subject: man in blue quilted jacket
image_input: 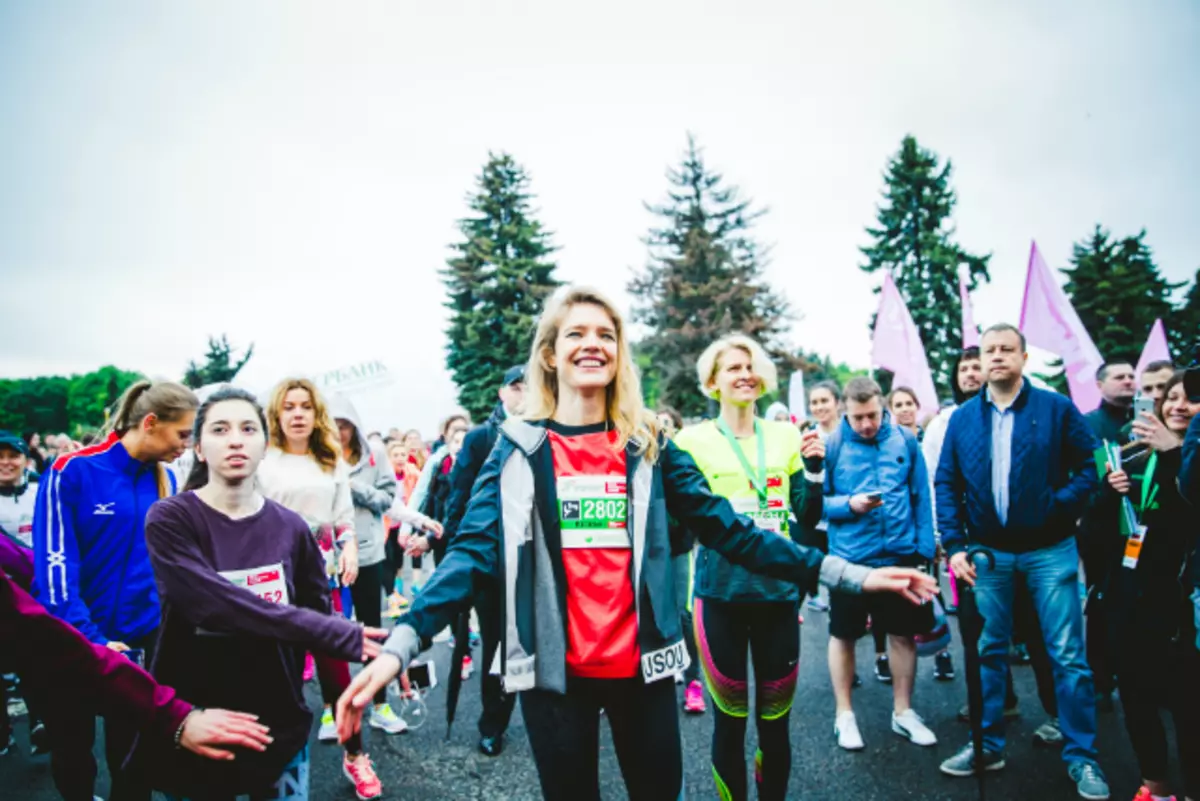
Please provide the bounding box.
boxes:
[935,323,1110,801]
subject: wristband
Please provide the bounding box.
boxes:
[174,708,201,750]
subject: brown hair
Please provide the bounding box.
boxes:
[184,387,268,492]
[844,377,883,404]
[266,378,342,473]
[105,380,199,498]
[1155,371,1188,424]
[887,386,921,410]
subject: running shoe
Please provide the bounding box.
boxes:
[369,704,409,734]
[684,680,706,714]
[1131,787,1173,801]
[318,708,338,742]
[934,650,955,681]
[303,652,315,683]
[892,709,937,746]
[469,631,481,649]
[462,655,474,681]
[874,654,892,684]
[939,742,1005,777]
[834,711,865,751]
[1033,718,1064,748]
[807,596,830,612]
[343,752,383,800]
[1068,760,1110,800]
[797,612,805,625]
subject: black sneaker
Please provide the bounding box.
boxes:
[875,655,893,684]
[934,651,955,681]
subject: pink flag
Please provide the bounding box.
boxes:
[1019,241,1103,412]
[959,274,980,349]
[872,272,939,420]
[1135,318,1172,379]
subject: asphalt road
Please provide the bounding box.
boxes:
[2,600,1180,800]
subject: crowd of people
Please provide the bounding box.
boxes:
[0,283,1197,801]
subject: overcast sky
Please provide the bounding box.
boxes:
[1,1,1197,432]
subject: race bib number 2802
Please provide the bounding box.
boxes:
[557,475,630,549]
[219,563,290,605]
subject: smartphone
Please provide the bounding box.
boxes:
[407,660,438,690]
[799,419,816,433]
[123,648,146,668]
[1133,395,1155,419]
[865,492,883,503]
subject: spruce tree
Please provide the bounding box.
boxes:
[1062,227,1182,363]
[443,153,560,420]
[182,335,254,389]
[1168,267,1200,361]
[860,136,990,396]
[629,136,795,418]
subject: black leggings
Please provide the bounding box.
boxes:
[349,562,387,705]
[521,675,681,801]
[695,597,800,801]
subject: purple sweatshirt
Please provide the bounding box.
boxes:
[135,492,363,796]
[0,572,192,740]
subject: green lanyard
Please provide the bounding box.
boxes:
[1138,451,1159,518]
[716,418,769,510]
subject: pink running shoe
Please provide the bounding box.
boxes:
[1131,788,1174,801]
[684,680,706,714]
[303,652,315,683]
[343,752,383,800]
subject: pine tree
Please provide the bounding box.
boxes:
[629,135,795,418]
[182,335,253,389]
[1168,267,1200,362]
[1062,227,1182,364]
[860,136,990,397]
[443,153,560,421]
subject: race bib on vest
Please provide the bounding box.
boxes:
[641,640,690,683]
[557,475,630,549]
[730,496,789,535]
[219,563,290,605]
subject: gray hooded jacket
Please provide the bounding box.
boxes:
[328,395,397,567]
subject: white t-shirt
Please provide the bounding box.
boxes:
[257,448,355,542]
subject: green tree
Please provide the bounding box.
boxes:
[442,153,560,420]
[798,351,869,390]
[183,335,254,389]
[1062,227,1182,364]
[1168,267,1200,361]
[629,135,795,418]
[0,366,141,437]
[67,366,144,431]
[860,135,990,396]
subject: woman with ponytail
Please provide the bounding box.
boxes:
[257,378,383,800]
[32,379,198,801]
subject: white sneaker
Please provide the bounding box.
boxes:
[318,708,337,742]
[369,704,409,734]
[834,711,865,751]
[892,709,937,746]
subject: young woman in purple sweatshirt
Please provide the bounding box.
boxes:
[136,388,386,800]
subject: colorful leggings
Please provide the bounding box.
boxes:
[694,597,800,801]
[162,745,310,801]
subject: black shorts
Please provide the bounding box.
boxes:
[829,587,935,642]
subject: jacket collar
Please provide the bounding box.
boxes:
[840,409,896,445]
[981,378,1033,415]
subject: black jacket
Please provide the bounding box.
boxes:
[444,403,506,543]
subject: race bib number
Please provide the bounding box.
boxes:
[731,496,789,535]
[1122,525,1148,569]
[641,640,690,683]
[557,475,630,549]
[219,563,290,605]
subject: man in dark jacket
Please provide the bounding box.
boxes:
[1080,360,1136,711]
[442,365,524,757]
[935,324,1110,800]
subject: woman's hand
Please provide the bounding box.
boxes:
[416,515,444,539]
[1107,467,1131,495]
[361,626,388,661]
[800,429,825,470]
[336,655,402,744]
[339,542,359,586]
[862,566,938,604]
[948,552,976,587]
[1131,412,1182,453]
[179,709,273,761]
[406,536,431,557]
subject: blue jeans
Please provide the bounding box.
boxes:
[975,537,1097,763]
[162,745,309,801]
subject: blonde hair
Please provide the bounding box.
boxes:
[105,380,199,498]
[266,378,342,473]
[522,284,661,463]
[696,333,779,400]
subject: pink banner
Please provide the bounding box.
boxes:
[1135,318,1172,379]
[1018,241,1103,412]
[872,272,939,420]
[959,274,980,349]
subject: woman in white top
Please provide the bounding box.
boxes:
[257,378,382,799]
